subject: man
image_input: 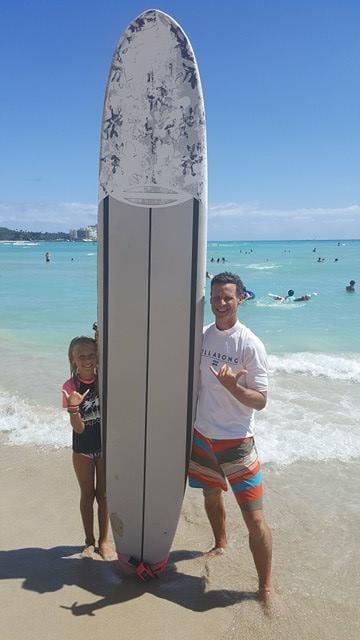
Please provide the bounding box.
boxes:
[189,272,272,600]
[272,288,294,302]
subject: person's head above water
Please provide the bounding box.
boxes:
[287,289,294,297]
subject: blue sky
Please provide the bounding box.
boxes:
[0,0,359,239]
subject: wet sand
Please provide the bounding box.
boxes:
[1,439,359,639]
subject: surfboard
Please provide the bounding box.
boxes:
[97,9,207,575]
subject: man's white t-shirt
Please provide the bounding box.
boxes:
[195,320,268,439]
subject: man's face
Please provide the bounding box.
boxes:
[210,282,241,329]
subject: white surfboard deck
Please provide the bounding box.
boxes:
[97,9,207,568]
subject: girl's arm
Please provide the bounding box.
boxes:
[68,407,85,433]
[62,388,90,433]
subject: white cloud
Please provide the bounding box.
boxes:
[1,199,359,239]
[0,201,97,232]
[208,202,360,240]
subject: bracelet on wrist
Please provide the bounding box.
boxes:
[67,406,80,414]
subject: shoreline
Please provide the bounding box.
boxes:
[1,440,359,639]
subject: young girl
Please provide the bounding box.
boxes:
[62,336,113,560]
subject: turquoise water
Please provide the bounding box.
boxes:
[0,241,96,349]
[1,239,359,353]
[206,239,360,352]
[0,238,359,463]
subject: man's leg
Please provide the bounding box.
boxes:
[189,429,228,553]
[242,508,272,593]
[203,487,227,550]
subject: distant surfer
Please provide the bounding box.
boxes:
[45,252,50,262]
[269,289,294,302]
[188,272,272,604]
[346,280,356,292]
[62,336,115,561]
[293,293,312,301]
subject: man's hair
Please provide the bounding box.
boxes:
[210,272,244,297]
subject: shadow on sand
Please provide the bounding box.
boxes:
[0,546,258,616]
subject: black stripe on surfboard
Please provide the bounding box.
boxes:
[102,196,109,472]
[184,198,199,489]
[140,207,152,562]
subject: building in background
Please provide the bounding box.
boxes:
[69,225,97,241]
[85,225,97,241]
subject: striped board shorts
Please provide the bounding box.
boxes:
[188,428,263,511]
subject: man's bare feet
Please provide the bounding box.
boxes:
[81,544,96,559]
[258,587,272,615]
[203,546,226,559]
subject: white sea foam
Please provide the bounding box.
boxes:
[13,241,39,246]
[253,352,360,465]
[256,299,302,309]
[246,263,281,270]
[269,352,360,383]
[256,385,360,465]
[1,352,359,465]
[0,389,70,448]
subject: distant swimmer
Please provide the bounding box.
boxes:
[346,280,356,292]
[294,294,312,302]
[92,321,98,342]
[45,252,50,263]
[269,289,294,302]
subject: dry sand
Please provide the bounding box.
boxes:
[1,437,359,640]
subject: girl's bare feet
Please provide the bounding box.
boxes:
[98,541,117,561]
[81,544,96,559]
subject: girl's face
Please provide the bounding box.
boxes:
[71,342,97,380]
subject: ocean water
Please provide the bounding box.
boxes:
[0,238,359,464]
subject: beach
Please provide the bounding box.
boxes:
[1,437,359,640]
[1,239,359,638]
